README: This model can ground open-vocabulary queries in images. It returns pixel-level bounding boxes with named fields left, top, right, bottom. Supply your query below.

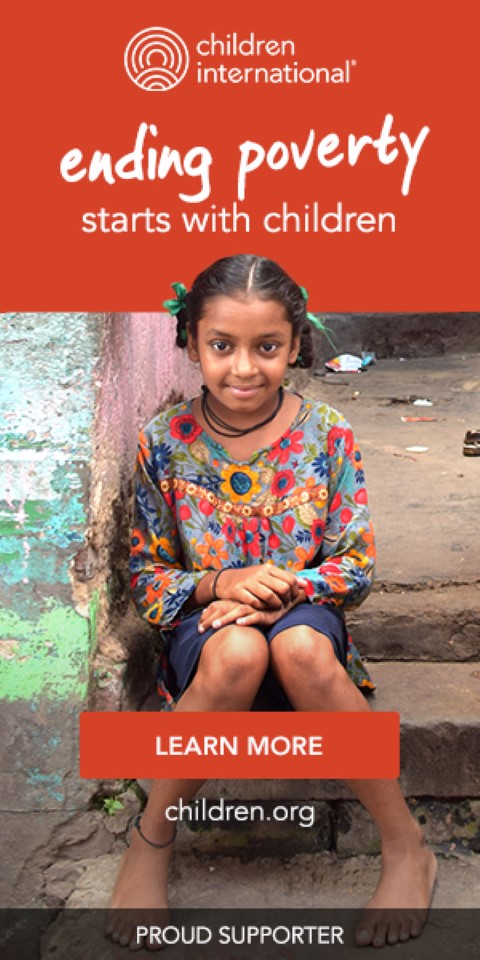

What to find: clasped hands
left=198, top=564, right=309, bottom=634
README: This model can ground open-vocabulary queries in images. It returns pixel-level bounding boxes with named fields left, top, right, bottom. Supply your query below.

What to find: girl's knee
left=271, top=626, right=341, bottom=682
left=198, top=625, right=268, bottom=690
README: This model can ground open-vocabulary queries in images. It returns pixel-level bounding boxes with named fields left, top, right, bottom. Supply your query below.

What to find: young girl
left=108, top=255, right=436, bottom=949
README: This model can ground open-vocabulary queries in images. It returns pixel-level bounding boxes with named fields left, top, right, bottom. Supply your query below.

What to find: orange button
left=80, top=711, right=399, bottom=779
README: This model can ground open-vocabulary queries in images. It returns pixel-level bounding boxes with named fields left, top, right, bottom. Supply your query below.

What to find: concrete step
left=347, top=586, right=480, bottom=661
left=167, top=796, right=480, bottom=861
left=39, top=849, right=480, bottom=959
left=141, top=662, right=480, bottom=802
left=368, top=661, right=480, bottom=796
left=47, top=848, right=480, bottom=911
left=129, top=663, right=480, bottom=860
left=305, top=356, right=480, bottom=587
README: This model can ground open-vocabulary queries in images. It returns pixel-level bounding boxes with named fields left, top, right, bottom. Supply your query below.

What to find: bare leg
left=107, top=625, right=269, bottom=948
left=270, top=626, right=437, bottom=947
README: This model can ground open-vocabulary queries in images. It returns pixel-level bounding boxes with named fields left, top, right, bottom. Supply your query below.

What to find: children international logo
left=124, top=27, right=190, bottom=92
left=125, top=28, right=356, bottom=91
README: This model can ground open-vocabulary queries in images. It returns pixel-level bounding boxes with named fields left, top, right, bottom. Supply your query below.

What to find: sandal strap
left=133, top=814, right=177, bottom=848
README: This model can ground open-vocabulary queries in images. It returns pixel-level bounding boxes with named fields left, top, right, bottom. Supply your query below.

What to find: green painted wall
left=0, top=314, right=101, bottom=701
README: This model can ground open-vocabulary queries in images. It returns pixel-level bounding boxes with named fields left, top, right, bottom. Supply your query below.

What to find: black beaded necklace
left=200, top=385, right=284, bottom=438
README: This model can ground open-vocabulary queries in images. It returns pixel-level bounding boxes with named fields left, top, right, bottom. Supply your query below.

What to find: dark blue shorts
left=165, top=602, right=348, bottom=711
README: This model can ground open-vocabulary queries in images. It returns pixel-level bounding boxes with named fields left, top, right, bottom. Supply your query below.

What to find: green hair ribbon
left=300, top=286, right=336, bottom=349
left=163, top=282, right=188, bottom=317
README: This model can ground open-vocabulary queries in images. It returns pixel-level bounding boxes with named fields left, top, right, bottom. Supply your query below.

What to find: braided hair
left=172, top=255, right=314, bottom=368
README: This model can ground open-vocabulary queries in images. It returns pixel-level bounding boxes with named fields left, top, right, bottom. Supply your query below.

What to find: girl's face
left=187, top=295, right=300, bottom=420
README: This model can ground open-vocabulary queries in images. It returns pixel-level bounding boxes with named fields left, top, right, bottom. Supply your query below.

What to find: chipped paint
left=24, top=769, right=65, bottom=805
left=0, top=603, right=90, bottom=701
left=0, top=315, right=101, bottom=672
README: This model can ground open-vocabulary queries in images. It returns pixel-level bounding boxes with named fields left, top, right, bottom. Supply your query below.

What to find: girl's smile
left=187, top=295, right=299, bottom=429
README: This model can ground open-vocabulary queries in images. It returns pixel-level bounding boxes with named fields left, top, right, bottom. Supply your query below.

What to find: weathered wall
left=0, top=315, right=102, bottom=698
left=0, top=312, right=199, bottom=905
left=85, top=313, right=202, bottom=707
left=0, top=314, right=102, bottom=904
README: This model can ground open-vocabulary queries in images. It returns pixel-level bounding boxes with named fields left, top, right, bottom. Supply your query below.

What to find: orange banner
left=1, top=1, right=479, bottom=310
left=80, top=711, right=399, bottom=779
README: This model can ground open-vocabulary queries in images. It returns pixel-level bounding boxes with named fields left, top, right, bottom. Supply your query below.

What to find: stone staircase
left=46, top=356, right=480, bottom=912
left=165, top=356, right=480, bottom=863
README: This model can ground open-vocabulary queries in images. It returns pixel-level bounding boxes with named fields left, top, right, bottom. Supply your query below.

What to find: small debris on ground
left=401, top=416, right=438, bottom=422
left=388, top=395, right=433, bottom=405
left=324, top=353, right=375, bottom=373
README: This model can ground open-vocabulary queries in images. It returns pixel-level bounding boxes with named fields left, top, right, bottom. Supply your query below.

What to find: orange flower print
left=349, top=549, right=371, bottom=569
left=293, top=545, right=316, bottom=570
left=144, top=573, right=172, bottom=623
left=137, top=430, right=150, bottom=469
left=325, top=574, right=347, bottom=593
left=149, top=534, right=176, bottom=562
left=145, top=581, right=164, bottom=607
left=220, top=464, right=261, bottom=503
left=131, top=528, right=146, bottom=555
left=145, top=571, right=174, bottom=607
left=196, top=533, right=229, bottom=569
left=145, top=604, right=164, bottom=625
left=363, top=527, right=376, bottom=559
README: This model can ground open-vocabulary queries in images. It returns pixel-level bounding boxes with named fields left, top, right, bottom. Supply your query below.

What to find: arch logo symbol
left=124, top=27, right=189, bottom=92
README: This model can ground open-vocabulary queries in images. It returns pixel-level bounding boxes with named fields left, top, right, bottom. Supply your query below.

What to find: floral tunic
left=130, top=396, right=376, bottom=706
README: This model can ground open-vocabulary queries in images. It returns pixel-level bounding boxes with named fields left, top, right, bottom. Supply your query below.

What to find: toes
left=355, top=911, right=378, bottom=947
left=128, top=937, right=146, bottom=953
left=355, top=908, right=387, bottom=947
left=355, top=915, right=389, bottom=948
left=409, top=910, right=425, bottom=938
left=106, top=915, right=140, bottom=950
left=105, top=909, right=121, bottom=936
left=145, top=938, right=165, bottom=952
left=371, top=920, right=388, bottom=948
left=355, top=925, right=372, bottom=946
left=386, top=918, right=401, bottom=945
left=398, top=915, right=411, bottom=942
left=117, top=919, right=136, bottom=947
left=356, top=910, right=424, bottom=947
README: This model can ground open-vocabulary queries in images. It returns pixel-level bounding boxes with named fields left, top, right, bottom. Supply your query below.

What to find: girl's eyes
left=210, top=341, right=279, bottom=354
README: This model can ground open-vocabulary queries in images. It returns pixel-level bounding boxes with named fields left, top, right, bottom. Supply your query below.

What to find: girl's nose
left=232, top=349, right=258, bottom=376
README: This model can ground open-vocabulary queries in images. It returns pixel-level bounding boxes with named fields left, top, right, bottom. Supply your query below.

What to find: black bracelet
left=212, top=569, right=226, bottom=601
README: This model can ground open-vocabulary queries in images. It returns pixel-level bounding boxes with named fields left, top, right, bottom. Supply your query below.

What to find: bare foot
left=355, top=830, right=437, bottom=947
left=106, top=818, right=175, bottom=951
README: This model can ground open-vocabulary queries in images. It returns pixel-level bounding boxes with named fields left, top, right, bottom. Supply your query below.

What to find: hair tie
left=300, top=286, right=335, bottom=348
left=163, top=282, right=189, bottom=344
left=163, top=281, right=188, bottom=316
